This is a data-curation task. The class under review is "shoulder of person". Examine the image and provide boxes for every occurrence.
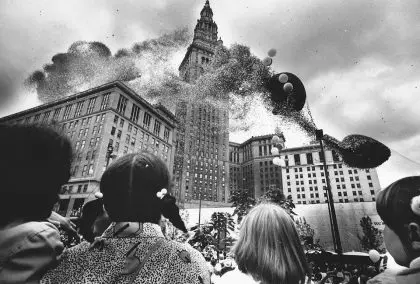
[0,221,62,258]
[160,241,211,283]
[163,240,207,266]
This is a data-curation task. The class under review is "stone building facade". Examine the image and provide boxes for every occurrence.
[173,0,229,207]
[229,133,286,199]
[0,81,177,216]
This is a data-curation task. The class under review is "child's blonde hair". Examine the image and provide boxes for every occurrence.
[232,203,310,284]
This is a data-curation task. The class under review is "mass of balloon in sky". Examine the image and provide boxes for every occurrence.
[25,28,391,170]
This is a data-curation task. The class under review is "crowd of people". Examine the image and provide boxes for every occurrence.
[0,123,420,284]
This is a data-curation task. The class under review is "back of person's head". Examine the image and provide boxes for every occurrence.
[0,123,73,227]
[232,203,310,284]
[376,176,420,265]
[78,199,107,242]
[100,152,187,232]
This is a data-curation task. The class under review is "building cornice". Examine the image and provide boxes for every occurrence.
[0,81,178,128]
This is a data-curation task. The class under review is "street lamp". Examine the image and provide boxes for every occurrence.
[106,145,116,168]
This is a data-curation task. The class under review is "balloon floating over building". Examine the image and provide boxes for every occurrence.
[265,49,391,169]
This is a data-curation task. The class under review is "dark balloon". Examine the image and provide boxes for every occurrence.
[323,134,391,169]
[267,72,306,113]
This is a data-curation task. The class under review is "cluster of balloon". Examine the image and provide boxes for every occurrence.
[323,134,391,169]
[264,48,391,169]
[263,50,306,114]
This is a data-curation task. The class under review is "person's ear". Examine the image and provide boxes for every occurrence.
[408,222,420,250]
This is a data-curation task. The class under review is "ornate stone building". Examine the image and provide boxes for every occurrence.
[173,1,229,207]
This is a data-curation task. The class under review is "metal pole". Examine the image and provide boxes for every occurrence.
[198,188,202,229]
[318,132,343,254]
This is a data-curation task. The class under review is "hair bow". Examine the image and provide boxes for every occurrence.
[156,188,168,199]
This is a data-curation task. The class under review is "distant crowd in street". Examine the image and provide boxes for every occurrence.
[1,123,420,284]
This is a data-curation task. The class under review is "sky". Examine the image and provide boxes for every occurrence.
[1,0,420,187]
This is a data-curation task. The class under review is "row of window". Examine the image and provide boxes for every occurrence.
[115,96,171,142]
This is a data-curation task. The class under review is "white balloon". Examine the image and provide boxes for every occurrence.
[369,249,381,263]
[284,82,294,93]
[271,147,279,155]
[278,158,286,167]
[273,157,281,166]
[278,73,288,83]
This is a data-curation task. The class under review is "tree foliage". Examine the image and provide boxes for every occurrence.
[295,217,323,251]
[358,216,386,253]
[257,189,297,219]
[188,212,235,252]
[229,189,256,223]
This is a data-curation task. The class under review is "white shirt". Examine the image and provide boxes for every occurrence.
[217,268,260,284]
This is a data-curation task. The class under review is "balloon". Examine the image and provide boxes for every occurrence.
[268,48,277,57]
[278,73,288,83]
[267,72,306,112]
[369,250,381,263]
[262,57,273,66]
[271,135,281,144]
[271,147,279,155]
[322,134,391,169]
[273,157,281,166]
[278,158,286,167]
[283,82,294,93]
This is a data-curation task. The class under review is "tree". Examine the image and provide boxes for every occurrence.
[208,212,236,252]
[295,217,323,251]
[188,222,215,251]
[229,189,256,223]
[358,216,386,253]
[257,189,297,219]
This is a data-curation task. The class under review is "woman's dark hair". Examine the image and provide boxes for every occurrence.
[78,199,104,242]
[376,176,420,243]
[0,123,73,226]
[100,152,187,232]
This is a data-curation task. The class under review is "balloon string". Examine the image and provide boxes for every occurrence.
[389,148,420,167]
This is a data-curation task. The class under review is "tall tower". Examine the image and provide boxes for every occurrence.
[173,1,229,207]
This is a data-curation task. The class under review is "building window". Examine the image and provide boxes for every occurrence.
[143,112,152,129]
[113,115,119,124]
[116,95,128,115]
[88,164,94,176]
[153,120,161,136]
[111,127,116,136]
[306,153,313,164]
[53,108,61,120]
[42,111,51,122]
[82,165,88,176]
[34,113,41,122]
[100,92,110,110]
[332,150,340,162]
[63,105,73,120]
[87,97,96,114]
[319,151,324,163]
[130,104,141,123]
[117,130,122,139]
[367,175,372,180]
[294,154,301,165]
[74,101,84,117]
